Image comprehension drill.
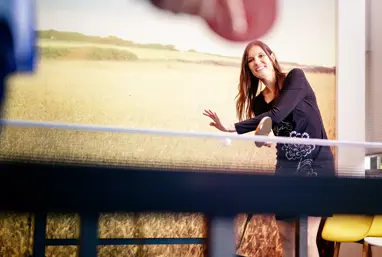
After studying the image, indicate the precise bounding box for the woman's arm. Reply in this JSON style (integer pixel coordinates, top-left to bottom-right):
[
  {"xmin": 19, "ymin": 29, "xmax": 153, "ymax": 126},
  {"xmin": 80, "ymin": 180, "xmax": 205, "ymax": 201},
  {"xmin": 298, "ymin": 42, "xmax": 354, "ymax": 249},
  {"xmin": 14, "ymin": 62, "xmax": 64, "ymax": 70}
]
[{"xmin": 234, "ymin": 68, "xmax": 310, "ymax": 134}]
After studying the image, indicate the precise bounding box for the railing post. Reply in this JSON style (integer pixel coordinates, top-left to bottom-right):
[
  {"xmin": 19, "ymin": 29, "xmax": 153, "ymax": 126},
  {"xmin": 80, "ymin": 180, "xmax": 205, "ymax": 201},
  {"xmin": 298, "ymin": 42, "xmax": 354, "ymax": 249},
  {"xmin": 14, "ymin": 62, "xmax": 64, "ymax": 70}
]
[
  {"xmin": 297, "ymin": 216, "xmax": 308, "ymax": 257},
  {"xmin": 206, "ymin": 215, "xmax": 236, "ymax": 257},
  {"xmin": 78, "ymin": 212, "xmax": 98, "ymax": 257},
  {"xmin": 33, "ymin": 212, "xmax": 47, "ymax": 257}
]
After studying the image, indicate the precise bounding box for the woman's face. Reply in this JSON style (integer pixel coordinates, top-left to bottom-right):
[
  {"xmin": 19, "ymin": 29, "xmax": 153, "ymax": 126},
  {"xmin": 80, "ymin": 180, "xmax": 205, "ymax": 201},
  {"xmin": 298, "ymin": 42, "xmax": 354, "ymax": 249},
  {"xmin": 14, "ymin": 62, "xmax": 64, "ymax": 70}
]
[{"xmin": 247, "ymin": 45, "xmax": 275, "ymax": 81}]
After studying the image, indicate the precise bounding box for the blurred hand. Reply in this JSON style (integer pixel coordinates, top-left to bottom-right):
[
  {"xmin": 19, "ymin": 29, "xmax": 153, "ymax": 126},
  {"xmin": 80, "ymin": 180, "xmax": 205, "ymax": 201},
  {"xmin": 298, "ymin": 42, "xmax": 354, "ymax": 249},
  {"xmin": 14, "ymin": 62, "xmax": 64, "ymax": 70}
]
[
  {"xmin": 203, "ymin": 109, "xmax": 228, "ymax": 132},
  {"xmin": 148, "ymin": 0, "xmax": 277, "ymax": 42}
]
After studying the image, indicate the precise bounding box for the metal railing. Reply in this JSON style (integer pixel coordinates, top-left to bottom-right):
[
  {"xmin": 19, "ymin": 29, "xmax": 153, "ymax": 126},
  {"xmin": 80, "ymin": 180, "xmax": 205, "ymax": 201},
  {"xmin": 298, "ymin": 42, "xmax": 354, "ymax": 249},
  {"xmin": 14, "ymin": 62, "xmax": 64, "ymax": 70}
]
[
  {"xmin": 33, "ymin": 212, "xmax": 206, "ymax": 257},
  {"xmin": 1, "ymin": 160, "xmax": 382, "ymax": 257}
]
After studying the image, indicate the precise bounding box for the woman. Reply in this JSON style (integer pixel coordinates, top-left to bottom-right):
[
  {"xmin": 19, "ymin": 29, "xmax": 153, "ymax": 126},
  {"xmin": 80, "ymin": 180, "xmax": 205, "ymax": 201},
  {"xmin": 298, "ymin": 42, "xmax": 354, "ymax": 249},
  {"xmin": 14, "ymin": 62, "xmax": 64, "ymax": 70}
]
[{"xmin": 203, "ymin": 40, "xmax": 335, "ymax": 257}]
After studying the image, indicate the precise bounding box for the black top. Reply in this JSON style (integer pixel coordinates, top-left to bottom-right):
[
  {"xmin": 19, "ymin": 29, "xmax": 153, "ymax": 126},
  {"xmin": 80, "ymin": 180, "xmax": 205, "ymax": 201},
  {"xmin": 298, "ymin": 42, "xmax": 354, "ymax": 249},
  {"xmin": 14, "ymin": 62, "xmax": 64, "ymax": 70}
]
[{"xmin": 234, "ymin": 68, "xmax": 335, "ymax": 176}]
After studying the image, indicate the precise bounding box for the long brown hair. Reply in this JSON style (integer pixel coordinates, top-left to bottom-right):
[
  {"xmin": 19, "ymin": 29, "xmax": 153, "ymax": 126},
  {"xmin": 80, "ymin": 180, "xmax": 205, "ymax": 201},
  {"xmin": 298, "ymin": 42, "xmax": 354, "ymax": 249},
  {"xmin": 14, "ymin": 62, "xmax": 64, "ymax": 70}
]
[{"xmin": 235, "ymin": 40, "xmax": 286, "ymax": 121}]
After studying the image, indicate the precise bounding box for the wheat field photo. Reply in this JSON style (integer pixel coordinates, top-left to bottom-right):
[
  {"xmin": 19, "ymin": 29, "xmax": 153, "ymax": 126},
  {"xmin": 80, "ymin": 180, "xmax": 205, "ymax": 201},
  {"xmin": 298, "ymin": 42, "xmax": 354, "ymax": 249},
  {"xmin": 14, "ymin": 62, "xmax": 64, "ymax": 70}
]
[{"xmin": 0, "ymin": 31, "xmax": 336, "ymax": 257}]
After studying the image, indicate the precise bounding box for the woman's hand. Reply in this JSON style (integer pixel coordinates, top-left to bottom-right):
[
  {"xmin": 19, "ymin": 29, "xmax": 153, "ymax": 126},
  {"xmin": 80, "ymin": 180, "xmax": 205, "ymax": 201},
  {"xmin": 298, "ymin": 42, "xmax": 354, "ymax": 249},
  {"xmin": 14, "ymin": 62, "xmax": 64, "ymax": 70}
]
[{"xmin": 203, "ymin": 109, "xmax": 232, "ymax": 132}]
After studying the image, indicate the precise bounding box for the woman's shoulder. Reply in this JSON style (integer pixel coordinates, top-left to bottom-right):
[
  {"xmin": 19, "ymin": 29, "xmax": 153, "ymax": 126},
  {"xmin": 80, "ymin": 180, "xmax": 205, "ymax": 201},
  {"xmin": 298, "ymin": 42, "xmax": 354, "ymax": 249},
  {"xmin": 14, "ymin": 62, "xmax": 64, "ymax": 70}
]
[
  {"xmin": 286, "ymin": 68, "xmax": 306, "ymax": 79},
  {"xmin": 284, "ymin": 68, "xmax": 309, "ymax": 87}
]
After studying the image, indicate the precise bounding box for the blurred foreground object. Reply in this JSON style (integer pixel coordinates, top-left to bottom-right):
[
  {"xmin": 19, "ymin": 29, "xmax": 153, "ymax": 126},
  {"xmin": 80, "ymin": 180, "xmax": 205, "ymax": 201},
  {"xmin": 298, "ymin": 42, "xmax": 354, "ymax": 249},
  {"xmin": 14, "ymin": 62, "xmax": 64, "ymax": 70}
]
[
  {"xmin": 0, "ymin": 0, "xmax": 36, "ymax": 74},
  {"xmin": 149, "ymin": 0, "xmax": 278, "ymax": 42},
  {"xmin": 0, "ymin": 0, "xmax": 36, "ymax": 112}
]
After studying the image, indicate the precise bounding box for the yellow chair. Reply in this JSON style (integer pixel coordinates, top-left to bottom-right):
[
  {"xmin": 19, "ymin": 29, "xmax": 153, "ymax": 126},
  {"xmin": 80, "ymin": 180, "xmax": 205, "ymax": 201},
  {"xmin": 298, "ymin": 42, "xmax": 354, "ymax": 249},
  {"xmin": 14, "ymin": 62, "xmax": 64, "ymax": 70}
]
[
  {"xmin": 364, "ymin": 215, "xmax": 382, "ymax": 248},
  {"xmin": 321, "ymin": 214, "xmax": 374, "ymax": 257}
]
